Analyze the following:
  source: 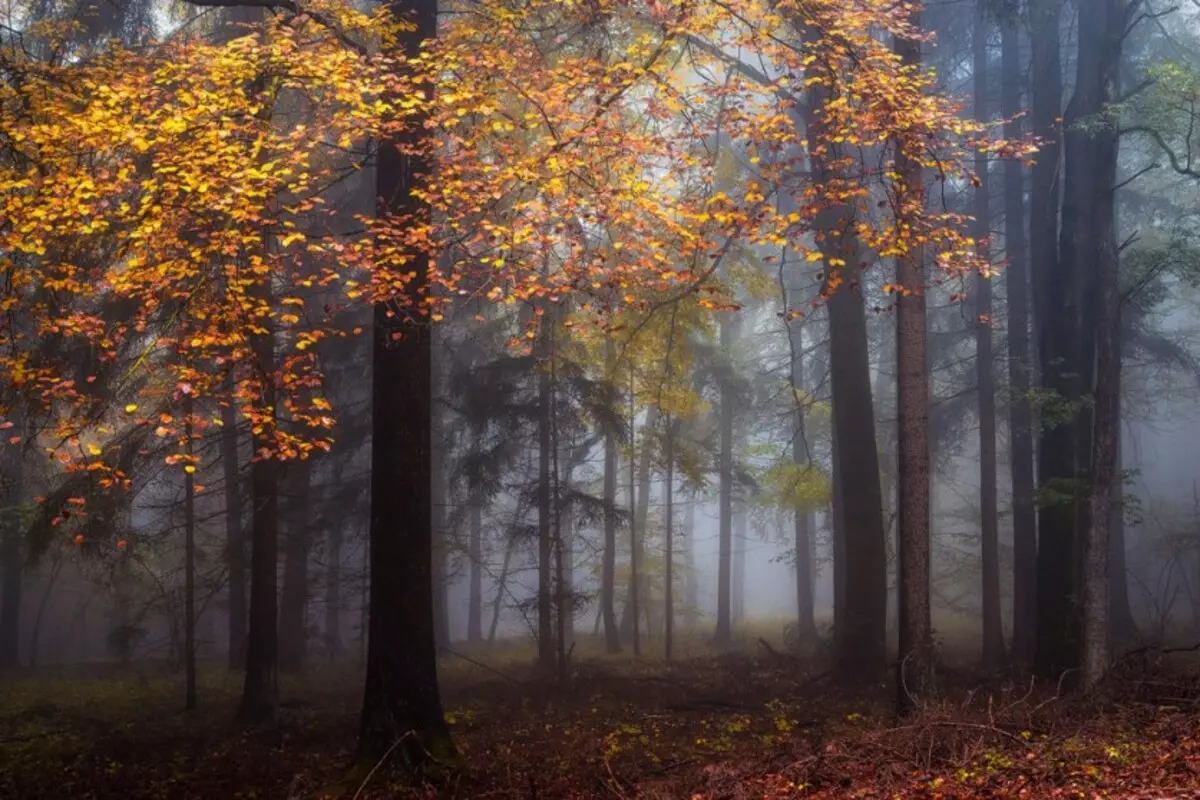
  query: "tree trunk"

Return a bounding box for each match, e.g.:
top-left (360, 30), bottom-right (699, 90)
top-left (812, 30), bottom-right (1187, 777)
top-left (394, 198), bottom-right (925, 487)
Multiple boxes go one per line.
top-left (894, 4), bottom-right (934, 710)
top-left (601, 338), bottom-right (621, 653)
top-left (279, 458), bottom-right (312, 674)
top-left (1035, 0), bottom-right (1083, 677)
top-left (715, 315), bottom-right (736, 644)
top-left (488, 533), bottom-right (516, 645)
top-left (789, 318), bottom-right (818, 645)
top-left (0, 422), bottom-right (23, 670)
top-left (1081, 0), bottom-right (1126, 692)
top-left (1108, 416), bottom-right (1137, 652)
top-left (467, 492), bottom-right (484, 644)
top-left (184, 397), bottom-right (197, 710)
top-left (537, 311), bottom-right (555, 671)
top-left (684, 491), bottom-right (698, 630)
top-left (1002, 11), bottom-right (1038, 672)
top-left (357, 0), bottom-right (455, 770)
top-left (664, 418), bottom-right (675, 661)
top-left (799, 29), bottom-right (887, 675)
top-left (221, 399), bottom-right (247, 672)
top-left (732, 509), bottom-right (746, 624)
top-left (238, 297), bottom-right (279, 722)
top-left (974, 5), bottom-right (1005, 671)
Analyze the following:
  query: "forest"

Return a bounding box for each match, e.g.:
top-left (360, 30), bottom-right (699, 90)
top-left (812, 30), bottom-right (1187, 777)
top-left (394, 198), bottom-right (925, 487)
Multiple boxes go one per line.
top-left (4, 0), bottom-right (1200, 796)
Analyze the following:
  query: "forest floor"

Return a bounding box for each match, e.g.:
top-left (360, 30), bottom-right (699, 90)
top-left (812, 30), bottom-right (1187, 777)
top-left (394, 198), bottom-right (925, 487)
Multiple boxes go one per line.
top-left (4, 633), bottom-right (1200, 799)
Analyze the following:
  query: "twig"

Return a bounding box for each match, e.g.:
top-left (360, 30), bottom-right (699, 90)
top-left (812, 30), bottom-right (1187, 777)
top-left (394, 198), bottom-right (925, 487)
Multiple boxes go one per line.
top-left (353, 731), bottom-right (414, 800)
top-left (437, 645), bottom-right (521, 685)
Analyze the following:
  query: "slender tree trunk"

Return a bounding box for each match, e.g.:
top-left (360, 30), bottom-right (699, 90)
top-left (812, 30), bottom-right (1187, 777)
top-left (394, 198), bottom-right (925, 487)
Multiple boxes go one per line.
top-left (894, 4), bottom-right (934, 710)
top-left (467, 492), bottom-right (484, 644)
top-left (628, 367), bottom-right (641, 655)
top-left (184, 397), bottom-right (197, 710)
top-left (279, 458), bottom-right (312, 674)
top-left (357, 0), bottom-right (455, 770)
top-left (664, 418), bottom-right (675, 661)
top-left (537, 311), bottom-right (555, 671)
top-left (684, 491), bottom-right (698, 630)
top-left (1081, 0), bottom-right (1126, 691)
top-left (601, 338), bottom-right (621, 653)
top-left (799, 42), bottom-right (887, 676)
top-left (620, 406), bottom-right (657, 646)
top-left (221, 399), bottom-right (247, 672)
top-left (1002, 12), bottom-right (1038, 672)
top-left (239, 298), bottom-right (279, 722)
top-left (715, 315), bottom-right (736, 644)
top-left (0, 423), bottom-right (23, 670)
top-left (974, 6), bottom-right (1005, 670)
top-left (27, 551), bottom-right (63, 669)
top-left (789, 319), bottom-right (818, 645)
top-left (488, 533), bottom-right (516, 645)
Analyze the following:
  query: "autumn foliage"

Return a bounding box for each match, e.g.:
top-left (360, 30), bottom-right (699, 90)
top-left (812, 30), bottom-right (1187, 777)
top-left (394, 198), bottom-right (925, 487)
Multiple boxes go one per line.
top-left (1, 0), bottom-right (1031, 531)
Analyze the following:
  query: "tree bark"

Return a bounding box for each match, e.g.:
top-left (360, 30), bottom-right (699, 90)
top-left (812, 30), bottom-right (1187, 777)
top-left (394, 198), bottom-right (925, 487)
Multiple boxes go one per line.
top-left (325, 515), bottom-right (344, 659)
top-left (1002, 11), bottom-right (1037, 672)
top-left (1081, 0), bottom-right (1126, 692)
top-left (537, 310), bottom-right (555, 671)
top-left (601, 337), bottom-right (621, 653)
top-left (1035, 0), bottom-right (1083, 677)
top-left (184, 397), bottom-right (197, 710)
top-left (790, 320), bottom-right (817, 645)
top-left (221, 399), bottom-right (247, 672)
top-left (894, 4), bottom-right (934, 710)
top-left (974, 5), bottom-right (1005, 671)
top-left (799, 33), bottom-right (887, 675)
top-left (715, 315), bottom-right (736, 644)
top-left (357, 0), bottom-right (455, 770)
top-left (664, 417), bottom-right (675, 661)
top-left (0, 420), bottom-right (23, 670)
top-left (238, 291), bottom-right (279, 722)
top-left (279, 458), bottom-right (312, 674)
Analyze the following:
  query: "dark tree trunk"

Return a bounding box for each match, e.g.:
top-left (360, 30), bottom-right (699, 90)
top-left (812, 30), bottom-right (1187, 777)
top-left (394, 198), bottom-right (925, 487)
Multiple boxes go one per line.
top-left (894, 5), bottom-right (934, 710)
top-left (798, 28), bottom-right (887, 674)
top-left (357, 0), bottom-right (455, 771)
top-left (715, 315), bottom-right (736, 644)
top-left (537, 311), bottom-right (555, 671)
top-left (601, 337), bottom-right (621, 653)
top-left (1034, 0), bottom-right (1082, 677)
top-left (488, 533), bottom-right (516, 645)
top-left (974, 5), bottom-right (1005, 671)
top-left (467, 492), bottom-right (484, 644)
top-left (1108, 415), bottom-right (1137, 652)
top-left (621, 404), bottom-right (656, 651)
top-left (279, 458), bottom-right (312, 674)
top-left (1002, 11), bottom-right (1037, 672)
top-left (239, 294), bottom-right (279, 722)
top-left (0, 425), bottom-right (23, 670)
top-left (184, 398), bottom-right (197, 710)
top-left (221, 399), bottom-right (247, 672)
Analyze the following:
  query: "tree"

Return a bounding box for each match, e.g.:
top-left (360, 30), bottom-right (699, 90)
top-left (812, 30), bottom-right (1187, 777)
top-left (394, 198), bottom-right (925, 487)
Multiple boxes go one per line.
top-left (356, 0), bottom-right (456, 771)
top-left (974, 0), bottom-right (1005, 671)
top-left (893, 1), bottom-right (935, 707)
top-left (1001, 1), bottom-right (1037, 671)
